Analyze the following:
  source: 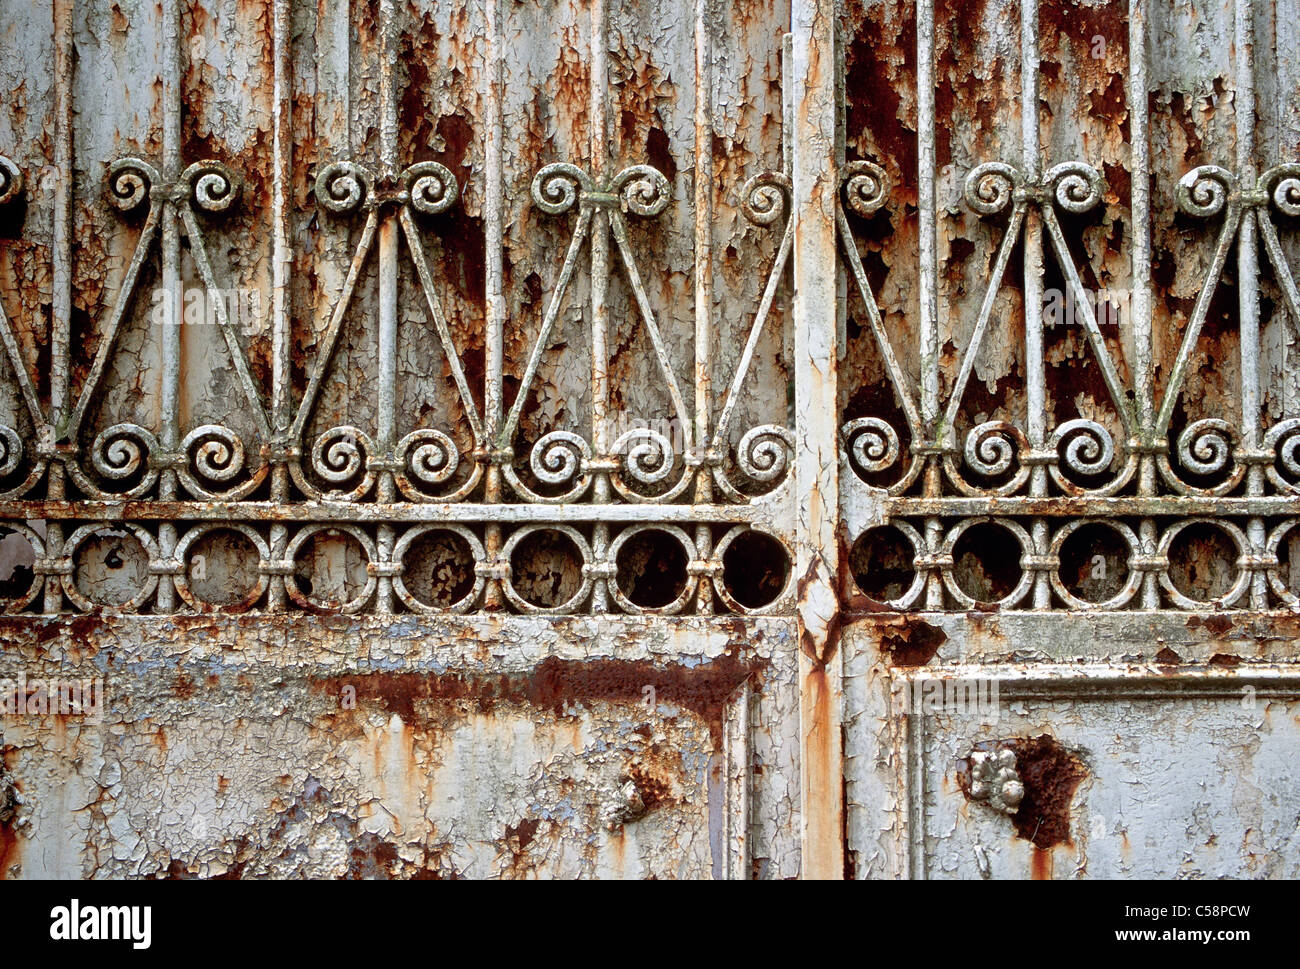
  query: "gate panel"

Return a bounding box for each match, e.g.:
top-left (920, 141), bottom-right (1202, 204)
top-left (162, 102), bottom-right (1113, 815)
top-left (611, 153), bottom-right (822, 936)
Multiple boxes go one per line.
top-left (841, 0), bottom-right (1300, 878)
top-left (4, 0), bottom-right (1299, 880)
top-left (0, 0), bottom-right (805, 879)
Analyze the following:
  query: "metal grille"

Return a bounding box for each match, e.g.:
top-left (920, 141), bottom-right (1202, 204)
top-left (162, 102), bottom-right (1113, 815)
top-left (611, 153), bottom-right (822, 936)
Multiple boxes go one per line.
top-left (0, 0), bottom-right (1297, 622)
top-left (840, 0), bottom-right (1300, 613)
top-left (0, 0), bottom-right (801, 618)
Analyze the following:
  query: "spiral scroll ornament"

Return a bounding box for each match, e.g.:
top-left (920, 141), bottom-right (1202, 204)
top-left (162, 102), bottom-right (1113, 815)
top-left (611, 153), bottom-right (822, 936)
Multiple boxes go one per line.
top-left (0, 156), bottom-right (23, 207)
top-left (841, 160), bottom-right (889, 216)
top-left (1265, 419), bottom-right (1300, 493)
top-left (1044, 161), bottom-right (1104, 214)
top-left (106, 158), bottom-right (159, 214)
top-left (315, 161), bottom-right (373, 215)
top-left (397, 428), bottom-right (460, 487)
top-left (963, 162), bottom-right (1021, 216)
top-left (1177, 166), bottom-right (1235, 219)
top-left (737, 425), bottom-right (795, 485)
top-left (963, 421), bottom-right (1028, 479)
top-left (0, 425), bottom-right (22, 479)
top-left (530, 163), bottom-right (592, 215)
top-left (92, 423), bottom-right (158, 481)
top-left (183, 424), bottom-right (247, 485)
top-left (611, 426), bottom-right (676, 487)
top-left (529, 431), bottom-right (591, 488)
top-left (1050, 419), bottom-right (1115, 478)
top-left (1176, 418), bottom-right (1235, 478)
top-left (841, 418), bottom-right (901, 476)
top-left (1261, 164), bottom-right (1300, 218)
top-left (312, 425), bottom-right (372, 486)
top-left (403, 161), bottom-right (459, 216)
top-left (180, 160), bottom-right (241, 214)
top-left (740, 171), bottom-right (791, 226)
top-left (609, 164), bottom-right (672, 217)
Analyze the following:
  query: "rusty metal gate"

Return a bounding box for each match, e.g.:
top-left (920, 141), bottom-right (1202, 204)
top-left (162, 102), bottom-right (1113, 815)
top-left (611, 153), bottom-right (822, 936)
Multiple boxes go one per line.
top-left (0, 0), bottom-right (1297, 879)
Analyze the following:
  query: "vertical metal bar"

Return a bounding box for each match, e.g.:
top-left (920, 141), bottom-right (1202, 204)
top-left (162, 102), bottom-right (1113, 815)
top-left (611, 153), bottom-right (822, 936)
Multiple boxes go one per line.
top-left (1235, 0), bottom-right (1266, 608)
top-left (1129, 0), bottom-right (1159, 608)
top-left (268, 0), bottom-right (292, 610)
top-left (792, 0), bottom-right (843, 879)
top-left (156, 0), bottom-right (183, 613)
top-left (692, 0), bottom-right (714, 613)
top-left (1020, 0), bottom-right (1050, 609)
top-left (916, 0), bottom-right (939, 453)
top-left (45, 0), bottom-right (75, 613)
top-left (724, 680), bottom-right (751, 879)
top-left (918, 0), bottom-right (943, 609)
top-left (783, 32), bottom-right (797, 384)
top-left (483, 0), bottom-right (506, 609)
top-left (374, 0), bottom-right (400, 613)
top-left (50, 1), bottom-right (73, 438)
top-left (783, 33), bottom-right (794, 177)
top-left (590, 0), bottom-right (611, 612)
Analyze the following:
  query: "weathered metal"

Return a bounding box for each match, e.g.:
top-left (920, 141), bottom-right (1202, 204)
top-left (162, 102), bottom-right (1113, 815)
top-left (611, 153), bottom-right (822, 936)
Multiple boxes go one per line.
top-left (0, 0), bottom-right (1299, 879)
top-left (0, 0), bottom-right (802, 879)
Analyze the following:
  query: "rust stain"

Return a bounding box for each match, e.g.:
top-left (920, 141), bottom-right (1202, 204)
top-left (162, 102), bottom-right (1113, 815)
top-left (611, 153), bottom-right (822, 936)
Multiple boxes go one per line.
top-left (1030, 845), bottom-right (1054, 880)
top-left (1007, 735), bottom-right (1087, 851)
top-left (879, 617), bottom-right (946, 666)
top-left (312, 651), bottom-right (762, 747)
top-left (1154, 646), bottom-right (1182, 665)
top-left (0, 755), bottom-right (19, 880)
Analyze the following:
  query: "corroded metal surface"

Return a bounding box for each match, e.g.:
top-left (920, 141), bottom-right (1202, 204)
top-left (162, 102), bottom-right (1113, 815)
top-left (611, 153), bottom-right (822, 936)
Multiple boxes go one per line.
top-left (0, 0), bottom-right (799, 619)
top-left (0, 614), bottom-right (799, 878)
top-left (2, 0), bottom-right (1300, 880)
top-left (840, 0), bottom-right (1300, 613)
top-left (0, 0), bottom-right (804, 879)
top-left (838, 0), bottom-right (1300, 879)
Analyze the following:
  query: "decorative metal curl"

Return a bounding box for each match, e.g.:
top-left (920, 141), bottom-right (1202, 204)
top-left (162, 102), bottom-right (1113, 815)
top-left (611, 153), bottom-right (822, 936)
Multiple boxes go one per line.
top-left (396, 428), bottom-right (460, 487)
top-left (1265, 418), bottom-right (1300, 491)
top-left (182, 424), bottom-right (246, 485)
top-left (1049, 419), bottom-right (1115, 477)
top-left (0, 425), bottom-right (21, 478)
top-left (609, 164), bottom-right (672, 217)
top-left (964, 421), bottom-right (1028, 479)
top-left (963, 162), bottom-right (1021, 216)
top-left (841, 160), bottom-right (889, 216)
top-left (1260, 164), bottom-right (1300, 218)
top-left (311, 425), bottom-right (372, 486)
top-left (315, 161), bottom-right (373, 214)
top-left (402, 161), bottom-right (459, 215)
top-left (840, 418), bottom-right (900, 476)
top-left (530, 431), bottom-right (591, 487)
top-left (106, 157), bottom-right (159, 213)
top-left (1177, 165), bottom-right (1235, 219)
top-left (92, 423), bottom-right (158, 480)
top-left (0, 156), bottom-right (22, 207)
top-left (1044, 161), bottom-right (1104, 214)
top-left (1176, 418), bottom-right (1235, 477)
top-left (530, 163), bottom-right (592, 215)
top-left (740, 171), bottom-right (791, 226)
top-left (737, 424), bottom-right (795, 484)
top-left (611, 427), bottom-right (676, 486)
top-left (179, 160), bottom-right (240, 214)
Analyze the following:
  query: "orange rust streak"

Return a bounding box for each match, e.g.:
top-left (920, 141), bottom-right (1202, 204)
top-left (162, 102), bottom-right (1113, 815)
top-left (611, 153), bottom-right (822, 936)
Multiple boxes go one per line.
top-left (799, 651), bottom-right (844, 879)
top-left (1031, 846), bottom-right (1053, 880)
